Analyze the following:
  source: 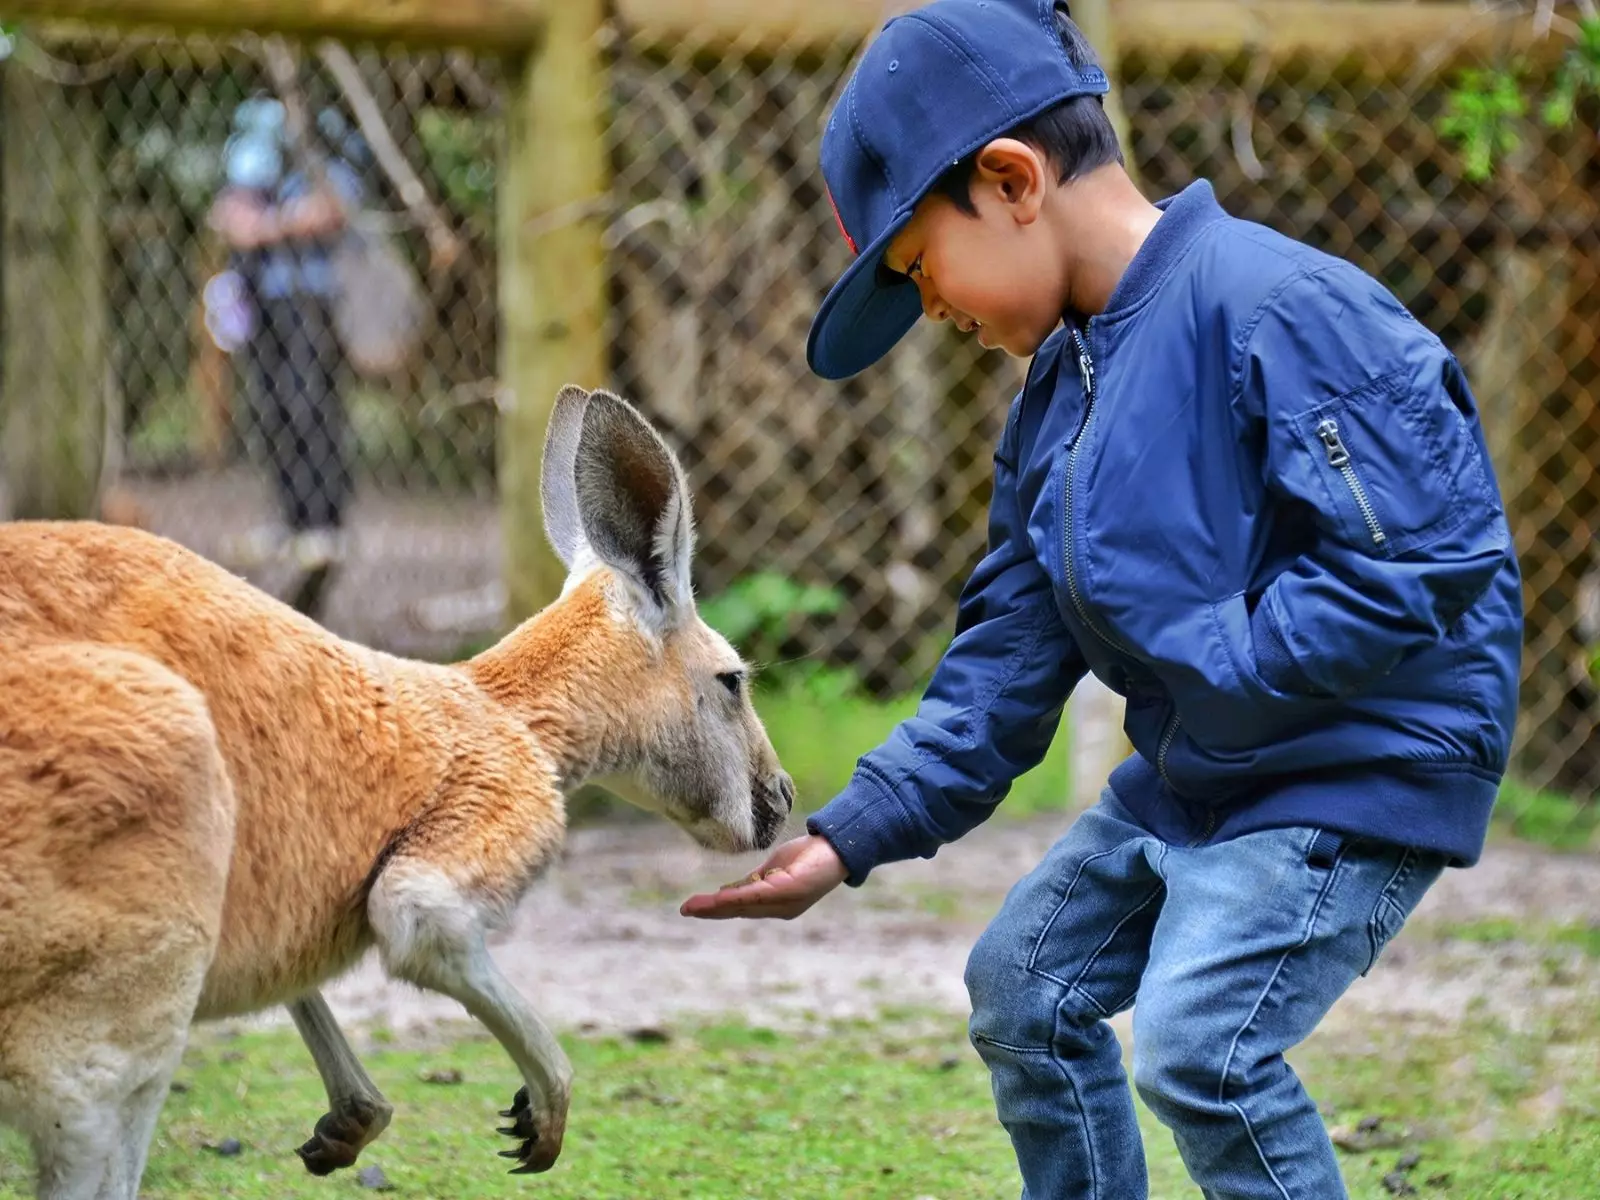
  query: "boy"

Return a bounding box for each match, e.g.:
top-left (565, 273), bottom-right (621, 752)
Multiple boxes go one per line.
top-left (682, 2), bottom-right (1522, 1197)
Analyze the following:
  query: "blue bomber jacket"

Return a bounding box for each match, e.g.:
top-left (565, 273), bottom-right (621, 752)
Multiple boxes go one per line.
top-left (808, 180), bottom-right (1523, 883)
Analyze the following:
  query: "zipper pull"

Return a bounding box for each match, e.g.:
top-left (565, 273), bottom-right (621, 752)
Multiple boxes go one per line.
top-left (1316, 418), bottom-right (1350, 468)
top-left (1074, 333), bottom-right (1095, 399)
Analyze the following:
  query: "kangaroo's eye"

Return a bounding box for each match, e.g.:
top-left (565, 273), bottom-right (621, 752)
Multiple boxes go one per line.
top-left (716, 671), bottom-right (743, 698)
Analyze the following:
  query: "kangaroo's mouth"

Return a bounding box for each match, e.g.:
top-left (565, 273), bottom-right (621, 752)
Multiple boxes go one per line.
top-left (750, 774), bottom-right (794, 849)
top-left (751, 801), bottom-right (786, 850)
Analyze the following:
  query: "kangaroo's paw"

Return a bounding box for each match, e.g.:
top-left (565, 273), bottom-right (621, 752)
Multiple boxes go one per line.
top-left (296, 1094), bottom-right (391, 1176)
top-left (497, 1084), bottom-right (561, 1174)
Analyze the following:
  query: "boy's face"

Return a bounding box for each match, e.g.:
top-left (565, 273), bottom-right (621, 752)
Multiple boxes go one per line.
top-left (882, 139), bottom-right (1068, 360)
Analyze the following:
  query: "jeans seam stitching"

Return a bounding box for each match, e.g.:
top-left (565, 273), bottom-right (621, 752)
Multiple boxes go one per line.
top-left (1025, 847), bottom-right (1124, 976)
top-left (1067, 883), bottom-right (1165, 1005)
top-left (970, 1033), bottom-right (1050, 1054)
top-left (1214, 855), bottom-right (1342, 1197)
top-left (1227, 1101), bottom-right (1295, 1200)
top-left (1047, 1003), bottom-right (1102, 1200)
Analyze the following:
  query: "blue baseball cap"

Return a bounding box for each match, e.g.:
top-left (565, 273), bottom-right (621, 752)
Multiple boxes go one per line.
top-left (806, 0), bottom-right (1109, 380)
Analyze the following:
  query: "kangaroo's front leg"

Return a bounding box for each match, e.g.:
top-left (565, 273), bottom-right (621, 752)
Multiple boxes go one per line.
top-left (367, 862), bottom-right (571, 1174)
top-left (288, 991), bottom-right (394, 1175)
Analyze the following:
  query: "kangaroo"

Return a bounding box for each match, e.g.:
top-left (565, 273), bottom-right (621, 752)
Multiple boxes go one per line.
top-left (0, 386), bottom-right (795, 1199)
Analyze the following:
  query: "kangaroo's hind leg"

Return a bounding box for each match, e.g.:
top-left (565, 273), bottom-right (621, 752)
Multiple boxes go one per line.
top-left (0, 644), bottom-right (235, 1199)
top-left (289, 991), bottom-right (393, 1175)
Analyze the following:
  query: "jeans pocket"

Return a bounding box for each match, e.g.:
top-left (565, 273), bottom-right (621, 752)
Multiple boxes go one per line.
top-left (1362, 847), bottom-right (1446, 976)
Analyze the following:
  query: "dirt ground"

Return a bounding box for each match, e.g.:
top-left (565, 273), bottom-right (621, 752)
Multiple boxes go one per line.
top-left (296, 814), bottom-right (1600, 1043)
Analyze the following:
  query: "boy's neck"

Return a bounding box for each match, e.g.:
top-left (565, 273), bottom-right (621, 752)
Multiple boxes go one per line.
top-left (1055, 165), bottom-right (1164, 320)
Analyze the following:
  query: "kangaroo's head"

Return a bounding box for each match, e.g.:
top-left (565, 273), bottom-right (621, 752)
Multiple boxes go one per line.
top-left (520, 385), bottom-right (794, 853)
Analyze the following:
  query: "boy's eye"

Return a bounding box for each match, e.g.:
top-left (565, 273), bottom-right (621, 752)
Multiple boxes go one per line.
top-left (906, 254), bottom-right (924, 279)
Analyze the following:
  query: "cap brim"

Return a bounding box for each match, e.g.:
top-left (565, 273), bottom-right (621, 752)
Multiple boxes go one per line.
top-left (806, 212), bottom-right (925, 381)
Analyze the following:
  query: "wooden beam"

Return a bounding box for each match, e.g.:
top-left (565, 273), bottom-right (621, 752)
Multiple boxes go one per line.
top-left (611, 0), bottom-right (1552, 67)
top-left (1111, 1), bottom-right (1550, 70)
top-left (497, 0), bottom-right (610, 621)
top-left (13, 1), bottom-right (1557, 65)
top-left (1, 0), bottom-right (547, 50)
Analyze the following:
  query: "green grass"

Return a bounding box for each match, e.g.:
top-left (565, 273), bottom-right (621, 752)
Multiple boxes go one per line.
top-left (4, 1011), bottom-right (1596, 1199)
top-left (1434, 916), bottom-right (1600, 958)
top-left (1492, 779), bottom-right (1600, 852)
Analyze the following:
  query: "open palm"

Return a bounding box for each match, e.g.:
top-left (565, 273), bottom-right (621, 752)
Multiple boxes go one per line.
top-left (679, 834), bottom-right (847, 920)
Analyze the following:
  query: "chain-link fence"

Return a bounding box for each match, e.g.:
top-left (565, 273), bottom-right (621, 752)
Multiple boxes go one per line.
top-left (1, 4), bottom-right (1596, 822)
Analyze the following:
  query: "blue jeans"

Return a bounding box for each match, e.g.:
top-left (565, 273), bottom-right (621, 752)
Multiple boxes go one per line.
top-left (965, 789), bottom-right (1445, 1199)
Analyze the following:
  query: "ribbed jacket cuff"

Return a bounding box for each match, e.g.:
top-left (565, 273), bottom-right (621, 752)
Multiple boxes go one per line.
top-left (805, 769), bottom-right (919, 887)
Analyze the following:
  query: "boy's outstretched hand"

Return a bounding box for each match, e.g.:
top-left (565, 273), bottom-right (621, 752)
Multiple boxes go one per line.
top-left (679, 834), bottom-right (848, 920)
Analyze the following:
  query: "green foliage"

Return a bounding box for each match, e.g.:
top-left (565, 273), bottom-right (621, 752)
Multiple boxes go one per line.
top-left (698, 571), bottom-right (850, 696)
top-left (1543, 15), bottom-right (1600, 127)
top-left (1438, 17), bottom-right (1600, 180)
top-left (1494, 778), bottom-right (1600, 851)
top-left (415, 108), bottom-right (496, 237)
top-left (699, 571), bottom-right (843, 649)
top-left (1438, 67), bottom-right (1528, 181)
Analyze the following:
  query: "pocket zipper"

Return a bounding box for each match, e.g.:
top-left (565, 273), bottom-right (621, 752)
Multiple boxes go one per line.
top-left (1315, 418), bottom-right (1388, 547)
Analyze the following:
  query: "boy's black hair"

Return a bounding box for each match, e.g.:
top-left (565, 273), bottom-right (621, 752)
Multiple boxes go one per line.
top-left (930, 3), bottom-right (1123, 213)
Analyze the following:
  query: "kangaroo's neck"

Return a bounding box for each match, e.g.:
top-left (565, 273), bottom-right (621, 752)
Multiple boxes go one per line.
top-left (462, 573), bottom-right (644, 790)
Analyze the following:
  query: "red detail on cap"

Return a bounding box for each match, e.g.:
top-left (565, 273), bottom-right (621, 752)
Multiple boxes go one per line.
top-left (825, 185), bottom-right (858, 256)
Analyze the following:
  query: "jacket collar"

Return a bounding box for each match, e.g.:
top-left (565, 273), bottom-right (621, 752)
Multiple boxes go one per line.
top-left (1098, 179), bottom-right (1227, 320)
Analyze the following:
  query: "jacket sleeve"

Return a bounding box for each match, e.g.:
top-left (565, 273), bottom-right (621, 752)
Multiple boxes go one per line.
top-left (806, 402), bottom-right (1088, 886)
top-left (1236, 264), bottom-right (1514, 700)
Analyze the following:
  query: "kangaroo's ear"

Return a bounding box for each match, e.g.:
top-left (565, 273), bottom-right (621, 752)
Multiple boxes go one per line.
top-left (572, 390), bottom-right (695, 622)
top-left (540, 385), bottom-right (593, 569)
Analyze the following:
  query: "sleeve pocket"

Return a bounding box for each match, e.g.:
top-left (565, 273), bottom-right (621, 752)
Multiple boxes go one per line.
top-left (1278, 367), bottom-right (1492, 559)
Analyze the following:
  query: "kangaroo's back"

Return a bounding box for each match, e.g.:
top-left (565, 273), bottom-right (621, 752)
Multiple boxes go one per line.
top-left (0, 638), bottom-right (233, 1197)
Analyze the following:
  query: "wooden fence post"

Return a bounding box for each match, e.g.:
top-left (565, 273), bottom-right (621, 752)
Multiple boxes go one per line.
top-left (1071, 0), bottom-right (1140, 190)
top-left (1, 61), bottom-right (111, 520)
top-left (497, 0), bottom-right (609, 620)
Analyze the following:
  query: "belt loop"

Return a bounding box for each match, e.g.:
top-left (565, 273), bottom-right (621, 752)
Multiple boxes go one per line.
top-left (1307, 830), bottom-right (1344, 869)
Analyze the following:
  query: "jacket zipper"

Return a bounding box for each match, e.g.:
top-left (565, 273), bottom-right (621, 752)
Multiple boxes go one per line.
top-left (1315, 418), bottom-right (1387, 547)
top-left (1061, 326), bottom-right (1183, 791)
top-left (1156, 711), bottom-right (1181, 790)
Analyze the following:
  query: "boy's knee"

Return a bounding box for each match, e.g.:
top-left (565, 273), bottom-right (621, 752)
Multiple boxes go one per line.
top-left (966, 920), bottom-right (1098, 1051)
top-left (967, 919), bottom-right (1045, 1046)
top-left (1130, 1006), bottom-right (1223, 1114)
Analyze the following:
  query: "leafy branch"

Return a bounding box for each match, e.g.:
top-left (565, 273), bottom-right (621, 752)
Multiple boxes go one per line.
top-left (1438, 14), bottom-right (1600, 180)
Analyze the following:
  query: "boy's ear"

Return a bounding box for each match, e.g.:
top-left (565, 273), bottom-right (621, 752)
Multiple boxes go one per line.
top-left (973, 138), bottom-right (1048, 222)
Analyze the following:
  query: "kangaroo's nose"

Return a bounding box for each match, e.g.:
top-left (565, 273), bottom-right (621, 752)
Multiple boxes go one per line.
top-left (775, 771), bottom-right (795, 813)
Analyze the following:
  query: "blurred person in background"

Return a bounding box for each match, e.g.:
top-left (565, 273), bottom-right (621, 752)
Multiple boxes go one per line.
top-left (208, 95), bottom-right (368, 616)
